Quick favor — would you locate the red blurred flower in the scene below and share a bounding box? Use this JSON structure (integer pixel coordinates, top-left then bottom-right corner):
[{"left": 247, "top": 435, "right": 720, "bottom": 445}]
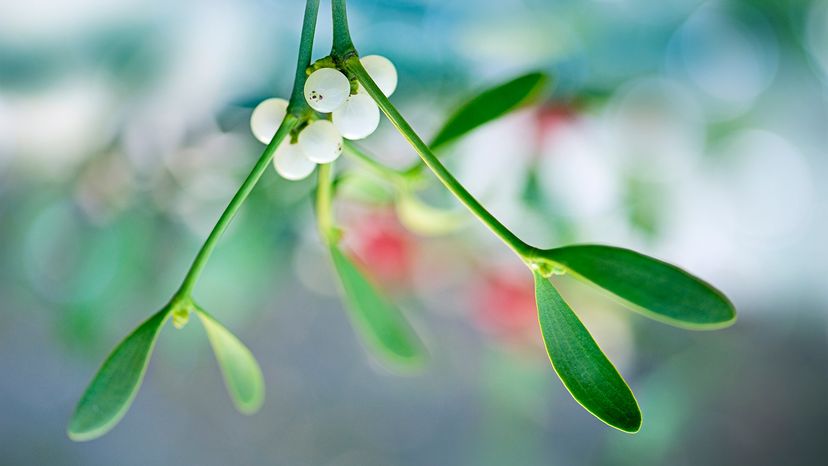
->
[
  {"left": 471, "top": 269, "right": 537, "bottom": 340},
  {"left": 344, "top": 209, "right": 414, "bottom": 291},
  {"left": 534, "top": 103, "right": 576, "bottom": 146}
]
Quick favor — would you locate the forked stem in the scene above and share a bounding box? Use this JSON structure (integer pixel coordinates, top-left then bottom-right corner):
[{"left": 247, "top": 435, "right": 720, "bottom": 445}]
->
[
  {"left": 343, "top": 57, "right": 535, "bottom": 261},
  {"left": 175, "top": 117, "right": 297, "bottom": 297},
  {"left": 329, "top": 0, "right": 536, "bottom": 262},
  {"left": 175, "top": 0, "right": 321, "bottom": 298}
]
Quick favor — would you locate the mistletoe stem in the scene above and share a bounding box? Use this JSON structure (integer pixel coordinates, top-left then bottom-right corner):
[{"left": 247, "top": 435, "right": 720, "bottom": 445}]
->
[
  {"left": 344, "top": 57, "right": 535, "bottom": 261},
  {"left": 315, "top": 163, "right": 338, "bottom": 245},
  {"left": 331, "top": 0, "right": 356, "bottom": 58},
  {"left": 175, "top": 0, "right": 320, "bottom": 298}
]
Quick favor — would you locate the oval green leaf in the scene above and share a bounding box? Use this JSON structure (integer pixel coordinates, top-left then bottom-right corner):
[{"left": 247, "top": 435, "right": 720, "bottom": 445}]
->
[
  {"left": 195, "top": 308, "right": 264, "bottom": 415},
  {"left": 329, "top": 245, "right": 426, "bottom": 371},
  {"left": 534, "top": 272, "right": 641, "bottom": 433},
  {"left": 540, "top": 245, "right": 736, "bottom": 329},
  {"left": 67, "top": 306, "right": 171, "bottom": 441},
  {"left": 430, "top": 72, "right": 550, "bottom": 150}
]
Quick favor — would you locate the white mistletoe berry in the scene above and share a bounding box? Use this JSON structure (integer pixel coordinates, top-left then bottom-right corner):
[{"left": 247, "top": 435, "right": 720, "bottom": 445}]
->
[
  {"left": 359, "top": 55, "right": 397, "bottom": 97},
  {"left": 250, "top": 98, "right": 288, "bottom": 144},
  {"left": 298, "top": 120, "right": 343, "bottom": 164},
  {"left": 304, "top": 68, "right": 350, "bottom": 113},
  {"left": 273, "top": 142, "right": 316, "bottom": 180},
  {"left": 332, "top": 94, "right": 380, "bottom": 140}
]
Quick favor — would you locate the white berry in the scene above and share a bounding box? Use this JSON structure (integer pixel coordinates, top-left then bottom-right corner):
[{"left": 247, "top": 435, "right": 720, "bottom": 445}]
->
[
  {"left": 250, "top": 98, "right": 288, "bottom": 144},
  {"left": 332, "top": 94, "right": 380, "bottom": 140},
  {"left": 298, "top": 120, "right": 343, "bottom": 164},
  {"left": 304, "top": 68, "right": 350, "bottom": 113},
  {"left": 360, "top": 55, "right": 397, "bottom": 97},
  {"left": 273, "top": 142, "right": 316, "bottom": 180}
]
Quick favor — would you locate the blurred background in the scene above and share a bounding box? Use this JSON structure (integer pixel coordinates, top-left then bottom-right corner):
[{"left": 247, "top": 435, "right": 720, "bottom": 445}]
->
[{"left": 1, "top": 0, "right": 826, "bottom": 464}]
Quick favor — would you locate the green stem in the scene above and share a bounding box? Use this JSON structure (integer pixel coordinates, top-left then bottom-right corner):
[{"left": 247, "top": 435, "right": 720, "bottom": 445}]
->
[
  {"left": 288, "top": 0, "right": 321, "bottom": 115},
  {"left": 342, "top": 141, "right": 412, "bottom": 185},
  {"left": 331, "top": 0, "right": 356, "bottom": 58},
  {"left": 315, "top": 163, "right": 337, "bottom": 244},
  {"left": 343, "top": 57, "right": 534, "bottom": 260},
  {"left": 176, "top": 117, "right": 298, "bottom": 297},
  {"left": 175, "top": 0, "right": 320, "bottom": 299}
]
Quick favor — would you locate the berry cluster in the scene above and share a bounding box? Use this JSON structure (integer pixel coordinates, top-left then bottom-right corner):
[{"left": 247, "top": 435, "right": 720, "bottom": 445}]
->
[{"left": 250, "top": 55, "right": 398, "bottom": 180}]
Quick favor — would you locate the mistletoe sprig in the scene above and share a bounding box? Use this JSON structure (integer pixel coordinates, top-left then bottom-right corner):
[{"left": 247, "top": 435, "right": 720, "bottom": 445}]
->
[{"left": 68, "top": 0, "right": 735, "bottom": 441}]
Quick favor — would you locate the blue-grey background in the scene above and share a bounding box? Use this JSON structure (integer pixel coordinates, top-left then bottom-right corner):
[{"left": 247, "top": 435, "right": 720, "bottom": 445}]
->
[{"left": 1, "top": 0, "right": 826, "bottom": 464}]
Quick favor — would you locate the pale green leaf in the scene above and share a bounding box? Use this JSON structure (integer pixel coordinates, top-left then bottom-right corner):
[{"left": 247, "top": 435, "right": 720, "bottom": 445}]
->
[
  {"left": 329, "top": 245, "right": 426, "bottom": 371},
  {"left": 67, "top": 306, "right": 171, "bottom": 441},
  {"left": 196, "top": 308, "right": 264, "bottom": 415}
]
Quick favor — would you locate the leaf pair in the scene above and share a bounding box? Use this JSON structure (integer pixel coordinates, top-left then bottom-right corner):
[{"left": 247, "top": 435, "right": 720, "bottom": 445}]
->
[
  {"left": 400, "top": 71, "right": 736, "bottom": 432},
  {"left": 67, "top": 304, "right": 264, "bottom": 441},
  {"left": 533, "top": 245, "right": 735, "bottom": 432},
  {"left": 328, "top": 244, "right": 426, "bottom": 372},
  {"left": 354, "top": 66, "right": 736, "bottom": 432}
]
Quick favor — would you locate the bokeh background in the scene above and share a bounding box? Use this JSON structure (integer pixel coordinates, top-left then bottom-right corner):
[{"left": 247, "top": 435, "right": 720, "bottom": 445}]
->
[{"left": 1, "top": 0, "right": 826, "bottom": 464}]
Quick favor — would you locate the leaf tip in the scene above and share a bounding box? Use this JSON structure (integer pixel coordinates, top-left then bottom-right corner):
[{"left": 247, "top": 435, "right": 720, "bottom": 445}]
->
[
  {"left": 235, "top": 391, "right": 265, "bottom": 416},
  {"left": 66, "top": 424, "right": 89, "bottom": 442},
  {"left": 717, "top": 298, "right": 739, "bottom": 327},
  {"left": 615, "top": 410, "right": 643, "bottom": 434},
  {"left": 675, "top": 303, "right": 738, "bottom": 331},
  {"left": 384, "top": 349, "right": 430, "bottom": 375},
  {"left": 195, "top": 308, "right": 266, "bottom": 417},
  {"left": 66, "top": 416, "right": 115, "bottom": 442},
  {"left": 67, "top": 428, "right": 90, "bottom": 442},
  {"left": 586, "top": 395, "right": 641, "bottom": 433}
]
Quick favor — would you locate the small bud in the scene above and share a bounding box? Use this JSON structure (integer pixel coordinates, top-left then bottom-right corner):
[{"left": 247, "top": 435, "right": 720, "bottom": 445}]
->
[{"left": 172, "top": 307, "right": 191, "bottom": 329}]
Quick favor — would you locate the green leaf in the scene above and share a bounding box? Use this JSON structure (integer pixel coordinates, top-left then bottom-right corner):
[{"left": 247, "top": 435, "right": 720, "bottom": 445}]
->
[
  {"left": 534, "top": 272, "right": 641, "bottom": 433},
  {"left": 540, "top": 245, "right": 736, "bottom": 329},
  {"left": 195, "top": 308, "right": 265, "bottom": 415},
  {"left": 67, "top": 306, "right": 171, "bottom": 441},
  {"left": 329, "top": 245, "right": 426, "bottom": 371},
  {"left": 430, "top": 72, "right": 550, "bottom": 150}
]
